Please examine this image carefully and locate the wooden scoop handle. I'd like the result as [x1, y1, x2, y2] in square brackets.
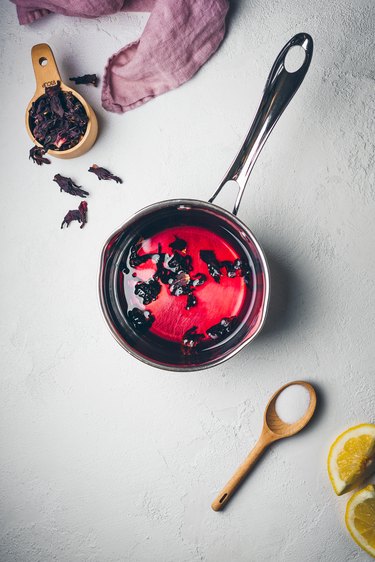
[31, 43, 62, 98]
[211, 431, 273, 511]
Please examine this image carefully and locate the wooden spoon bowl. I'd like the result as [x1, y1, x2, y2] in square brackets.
[264, 380, 317, 438]
[25, 43, 98, 159]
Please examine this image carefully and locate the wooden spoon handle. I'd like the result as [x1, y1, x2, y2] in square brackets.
[31, 43, 62, 98]
[211, 434, 271, 511]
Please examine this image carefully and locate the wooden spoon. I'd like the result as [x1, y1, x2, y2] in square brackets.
[25, 43, 98, 159]
[211, 380, 317, 511]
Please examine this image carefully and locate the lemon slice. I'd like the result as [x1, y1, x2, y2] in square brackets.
[346, 484, 375, 558]
[327, 424, 375, 495]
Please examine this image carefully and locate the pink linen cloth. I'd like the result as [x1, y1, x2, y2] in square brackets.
[12, 0, 229, 113]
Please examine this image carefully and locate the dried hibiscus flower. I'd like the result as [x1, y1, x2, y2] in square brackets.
[182, 326, 205, 348]
[191, 273, 206, 286]
[186, 293, 197, 310]
[199, 250, 253, 285]
[128, 308, 154, 332]
[61, 201, 88, 229]
[69, 74, 98, 87]
[88, 164, 122, 184]
[169, 272, 191, 297]
[29, 81, 88, 151]
[53, 174, 89, 197]
[29, 146, 50, 166]
[134, 279, 161, 305]
[220, 260, 237, 278]
[200, 250, 222, 283]
[169, 236, 187, 253]
[166, 251, 193, 274]
[207, 316, 238, 340]
[128, 239, 157, 268]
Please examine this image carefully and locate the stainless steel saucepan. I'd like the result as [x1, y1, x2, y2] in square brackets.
[99, 33, 313, 371]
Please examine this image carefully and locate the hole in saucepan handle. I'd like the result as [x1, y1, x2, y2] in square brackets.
[284, 45, 306, 73]
[39, 57, 48, 67]
[219, 493, 228, 503]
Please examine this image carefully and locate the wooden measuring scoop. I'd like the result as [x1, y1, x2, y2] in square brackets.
[211, 381, 317, 511]
[25, 43, 98, 159]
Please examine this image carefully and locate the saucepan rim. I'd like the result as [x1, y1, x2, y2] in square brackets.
[98, 197, 270, 372]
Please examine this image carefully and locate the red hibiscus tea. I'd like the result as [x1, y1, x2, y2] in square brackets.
[123, 225, 250, 343]
[100, 205, 267, 367]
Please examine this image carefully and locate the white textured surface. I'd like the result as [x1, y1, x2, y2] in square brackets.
[1, 1, 375, 561]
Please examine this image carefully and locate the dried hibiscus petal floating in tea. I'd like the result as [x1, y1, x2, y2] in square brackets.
[200, 250, 222, 283]
[200, 250, 252, 285]
[61, 201, 88, 229]
[29, 146, 50, 166]
[69, 74, 98, 87]
[182, 327, 205, 349]
[128, 308, 154, 332]
[169, 236, 187, 252]
[53, 174, 89, 197]
[28, 81, 88, 152]
[181, 317, 238, 350]
[206, 316, 238, 341]
[88, 164, 122, 184]
[134, 279, 161, 305]
[127, 239, 157, 269]
[169, 272, 191, 297]
[186, 293, 197, 310]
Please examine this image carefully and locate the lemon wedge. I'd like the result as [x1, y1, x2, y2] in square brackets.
[327, 424, 375, 495]
[346, 484, 375, 558]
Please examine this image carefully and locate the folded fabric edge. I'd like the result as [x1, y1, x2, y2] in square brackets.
[101, 6, 229, 113]
[16, 5, 51, 25]
[101, 40, 142, 114]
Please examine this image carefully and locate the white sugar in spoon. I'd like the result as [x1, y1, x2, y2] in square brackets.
[211, 381, 317, 511]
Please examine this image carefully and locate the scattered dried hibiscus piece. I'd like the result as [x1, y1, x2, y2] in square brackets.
[69, 74, 98, 87]
[29, 146, 50, 166]
[88, 164, 122, 184]
[61, 201, 88, 229]
[53, 174, 89, 197]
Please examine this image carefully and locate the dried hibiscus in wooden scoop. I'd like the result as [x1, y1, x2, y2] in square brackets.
[29, 81, 88, 152]
[53, 174, 89, 197]
[61, 201, 88, 229]
[88, 164, 122, 184]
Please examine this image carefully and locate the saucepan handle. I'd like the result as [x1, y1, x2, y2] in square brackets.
[209, 33, 313, 215]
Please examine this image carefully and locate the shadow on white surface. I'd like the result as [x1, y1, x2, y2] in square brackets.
[256, 248, 311, 340]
